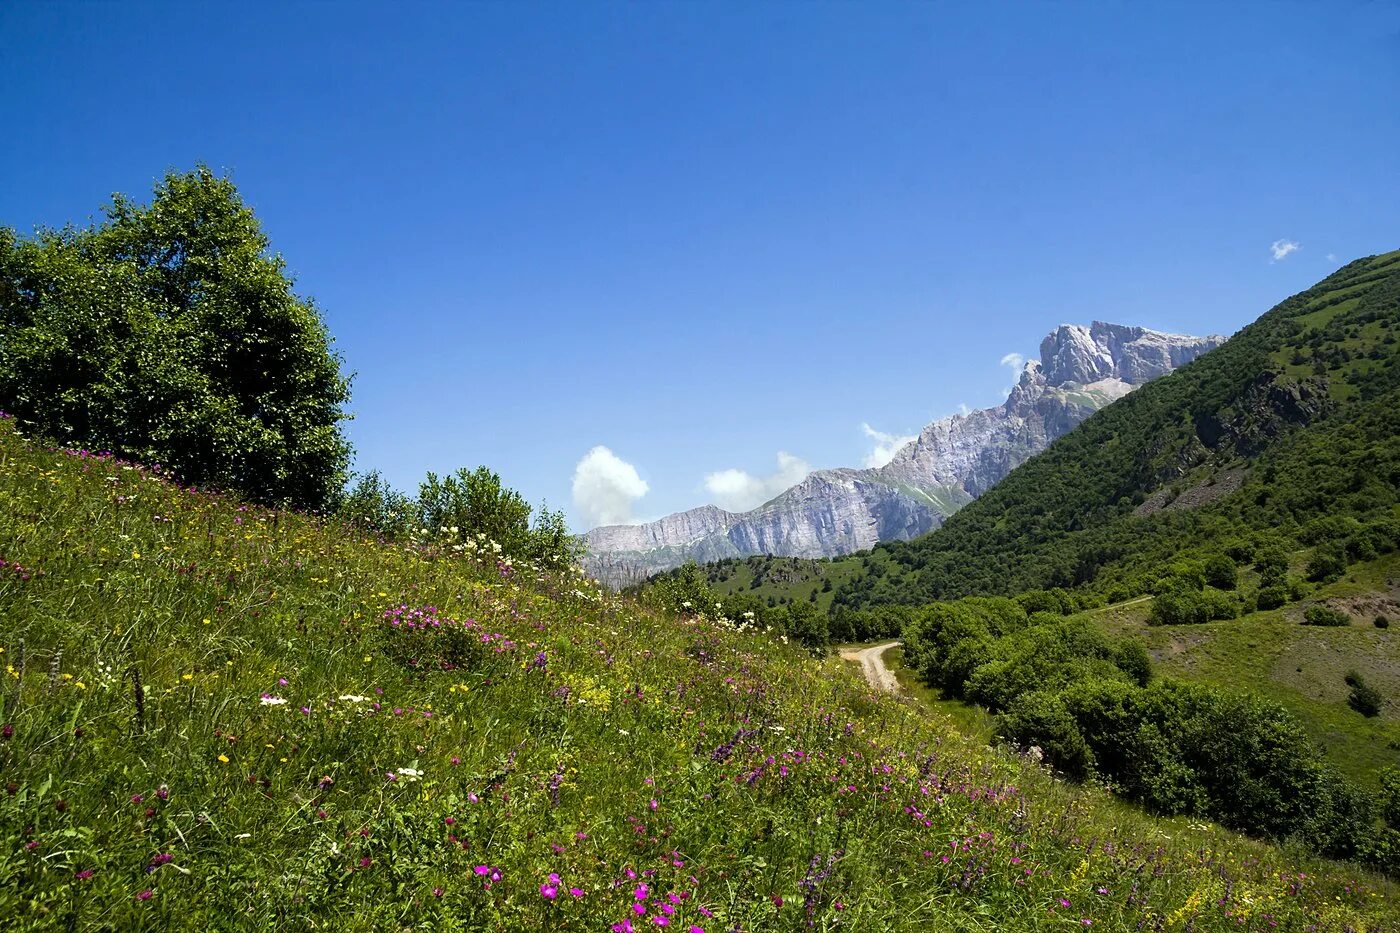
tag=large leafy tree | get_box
[0,167,352,510]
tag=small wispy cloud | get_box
[957,403,972,417]
[999,352,1025,370]
[860,424,917,468]
[703,452,810,512]
[1326,253,1338,263]
[1270,239,1300,262]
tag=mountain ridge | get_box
[584,321,1223,587]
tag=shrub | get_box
[1204,554,1238,590]
[1256,585,1289,610]
[784,600,829,652]
[1306,541,1348,583]
[1254,544,1291,585]
[1113,640,1153,687]
[1345,671,1383,717]
[1382,766,1400,830]
[1377,614,1391,629]
[1303,604,1350,627]
[1149,586,1237,625]
[416,466,580,566]
[999,690,1093,779]
[337,471,415,539]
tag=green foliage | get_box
[998,691,1092,778]
[1303,604,1351,627]
[1149,585,1238,626]
[337,470,416,539]
[1203,553,1239,590]
[1255,584,1289,610]
[1306,541,1349,583]
[783,600,829,652]
[0,167,352,510]
[1378,614,1391,629]
[903,591,1387,863]
[1382,767,1400,829]
[414,466,580,567]
[1345,670,1384,717]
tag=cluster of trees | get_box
[825,252,1400,611]
[0,167,581,568]
[0,168,352,511]
[641,563,831,651]
[338,466,579,567]
[901,595,1397,870]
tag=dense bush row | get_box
[900,596,1399,872]
[337,466,580,568]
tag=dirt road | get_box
[839,641,902,693]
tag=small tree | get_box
[0,167,352,510]
[338,471,415,539]
[1345,671,1383,717]
[784,601,830,652]
[1306,542,1348,583]
[1203,554,1238,590]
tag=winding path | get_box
[839,641,902,693]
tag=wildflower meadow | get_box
[0,414,1394,930]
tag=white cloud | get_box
[1326,253,1338,263]
[1270,239,1300,262]
[703,452,810,512]
[860,423,917,468]
[957,403,972,417]
[572,446,648,528]
[999,352,1025,370]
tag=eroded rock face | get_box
[582,322,1224,588]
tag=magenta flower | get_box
[569,887,585,897]
[540,873,560,899]
[137,890,153,901]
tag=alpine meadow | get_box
[3,4,1400,930]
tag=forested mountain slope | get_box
[831,249,1400,609]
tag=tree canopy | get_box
[0,166,352,510]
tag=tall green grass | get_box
[0,417,1393,930]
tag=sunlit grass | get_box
[1,417,1394,930]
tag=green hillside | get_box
[1,418,1396,929]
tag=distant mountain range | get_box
[583,321,1224,587]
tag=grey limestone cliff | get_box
[582,321,1223,587]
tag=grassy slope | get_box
[1082,554,1400,792]
[710,251,1400,795]
[697,555,871,613]
[0,421,1395,931]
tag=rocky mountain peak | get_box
[1039,321,1220,386]
[581,321,1225,588]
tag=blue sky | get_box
[2,2,1397,530]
